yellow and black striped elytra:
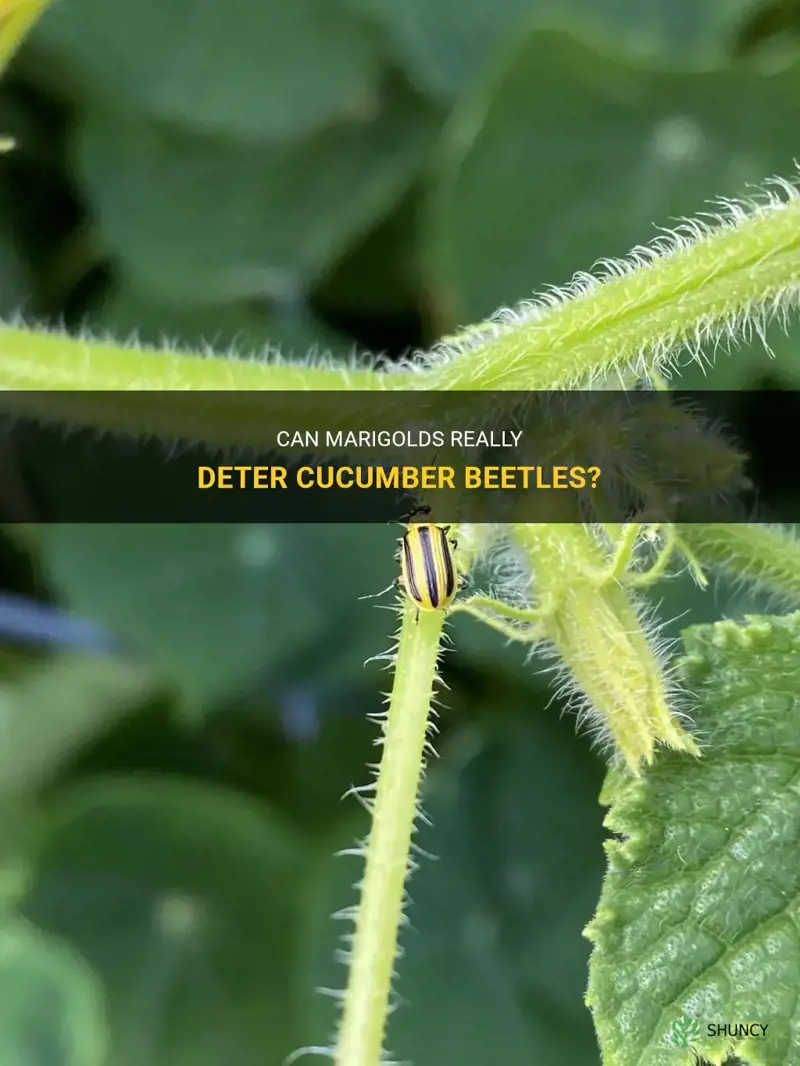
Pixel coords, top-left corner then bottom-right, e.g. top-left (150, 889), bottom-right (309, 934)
top-left (396, 522), bottom-right (465, 612)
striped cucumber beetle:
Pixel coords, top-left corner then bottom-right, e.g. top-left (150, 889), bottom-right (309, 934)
top-left (396, 521), bottom-right (467, 615)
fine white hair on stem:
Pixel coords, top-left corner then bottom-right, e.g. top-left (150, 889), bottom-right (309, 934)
top-left (477, 524), bottom-right (704, 765)
top-left (682, 524), bottom-right (800, 614)
top-left (522, 582), bottom-right (702, 763)
top-left (317, 609), bottom-right (451, 1066)
top-left (393, 171), bottom-right (800, 388)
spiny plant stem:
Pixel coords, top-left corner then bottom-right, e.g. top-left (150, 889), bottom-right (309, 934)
top-left (424, 182), bottom-right (800, 390)
top-left (677, 523), bottom-right (800, 603)
top-left (0, 324), bottom-right (379, 391)
top-left (0, 179), bottom-right (799, 414)
top-left (334, 604), bottom-right (444, 1066)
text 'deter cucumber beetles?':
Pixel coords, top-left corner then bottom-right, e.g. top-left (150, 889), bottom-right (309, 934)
top-left (396, 522), bottom-right (467, 615)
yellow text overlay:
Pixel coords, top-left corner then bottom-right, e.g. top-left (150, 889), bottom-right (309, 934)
top-left (197, 465), bottom-right (601, 490)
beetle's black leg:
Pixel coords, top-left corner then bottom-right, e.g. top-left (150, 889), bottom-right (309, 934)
top-left (404, 503), bottom-right (431, 523)
top-left (389, 502), bottom-right (431, 525)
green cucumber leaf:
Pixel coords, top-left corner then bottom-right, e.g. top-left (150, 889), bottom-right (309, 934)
top-left (74, 82), bottom-right (437, 303)
top-left (0, 916), bottom-right (107, 1066)
top-left (345, 0), bottom-right (757, 102)
top-left (587, 612), bottom-right (800, 1066)
top-left (30, 0), bottom-right (382, 143)
top-left (21, 776), bottom-right (306, 1066)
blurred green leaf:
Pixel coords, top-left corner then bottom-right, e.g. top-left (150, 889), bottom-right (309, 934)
top-left (0, 214), bottom-right (31, 308)
top-left (676, 318), bottom-right (800, 388)
top-left (426, 29), bottom-right (800, 325)
top-left (29, 0), bottom-right (382, 142)
top-left (546, 0), bottom-right (759, 61)
top-left (448, 598), bottom-right (543, 687)
top-left (36, 524), bottom-right (397, 710)
top-left (315, 190), bottom-right (423, 320)
top-left (587, 612), bottom-right (800, 1065)
top-left (646, 567), bottom-right (780, 639)
top-left (347, 0), bottom-right (758, 101)
top-left (304, 710), bottom-right (605, 1065)
top-left (0, 153), bottom-right (35, 313)
top-left (0, 87), bottom-right (81, 312)
top-left (0, 652), bottom-right (159, 799)
top-left (74, 83), bottom-right (437, 302)
top-left (448, 547), bottom-right (566, 688)
top-left (91, 280), bottom-right (351, 361)
top-left (36, 525), bottom-right (328, 710)
top-left (461, 719), bottom-right (604, 1055)
top-left (389, 756), bottom-right (543, 1065)
top-left (21, 776), bottom-right (305, 1066)
top-left (0, 916), bottom-right (107, 1066)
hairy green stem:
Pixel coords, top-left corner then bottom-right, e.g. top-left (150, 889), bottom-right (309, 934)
top-left (334, 604), bottom-right (444, 1066)
top-left (677, 523), bottom-right (800, 603)
top-left (0, 182), bottom-right (798, 424)
top-left (426, 185), bottom-right (800, 390)
top-left (0, 324), bottom-right (378, 390)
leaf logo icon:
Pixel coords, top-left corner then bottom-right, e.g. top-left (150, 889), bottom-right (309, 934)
top-left (668, 1016), bottom-right (701, 1048)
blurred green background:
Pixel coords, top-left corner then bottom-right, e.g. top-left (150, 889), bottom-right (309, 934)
top-left (1, 0), bottom-right (800, 1063)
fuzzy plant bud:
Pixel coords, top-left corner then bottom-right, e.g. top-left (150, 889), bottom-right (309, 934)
top-left (512, 524), bottom-right (700, 774)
